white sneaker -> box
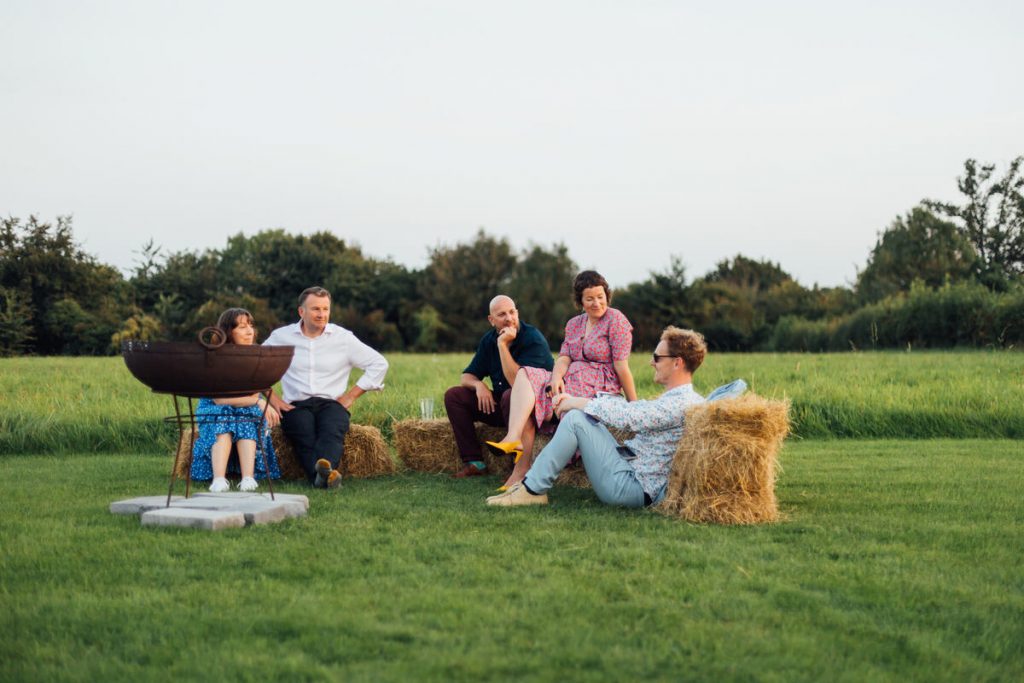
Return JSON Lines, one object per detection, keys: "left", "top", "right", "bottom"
{"left": 209, "top": 477, "right": 230, "bottom": 493}
{"left": 238, "top": 477, "right": 259, "bottom": 492}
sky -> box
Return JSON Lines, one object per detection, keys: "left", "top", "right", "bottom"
{"left": 2, "top": 0, "right": 1022, "bottom": 290}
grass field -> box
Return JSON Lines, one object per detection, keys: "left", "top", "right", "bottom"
{"left": 2, "top": 350, "right": 1022, "bottom": 454}
{"left": 1, "top": 441, "right": 1021, "bottom": 681}
{"left": 1, "top": 352, "right": 1022, "bottom": 681}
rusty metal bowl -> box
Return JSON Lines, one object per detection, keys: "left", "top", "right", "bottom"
{"left": 122, "top": 328, "right": 294, "bottom": 397}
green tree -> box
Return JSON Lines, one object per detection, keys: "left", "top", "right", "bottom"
{"left": 856, "top": 207, "right": 977, "bottom": 303}
{"left": 420, "top": 230, "right": 515, "bottom": 350}
{"left": 507, "top": 242, "right": 578, "bottom": 345}
{"left": 925, "top": 156, "right": 1024, "bottom": 288}
{"left": 0, "top": 286, "right": 33, "bottom": 356}
{"left": 616, "top": 257, "right": 696, "bottom": 349}
{"left": 1, "top": 215, "right": 127, "bottom": 354}
{"left": 704, "top": 254, "right": 790, "bottom": 292}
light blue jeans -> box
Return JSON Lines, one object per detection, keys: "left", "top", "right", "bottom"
{"left": 523, "top": 410, "right": 649, "bottom": 508}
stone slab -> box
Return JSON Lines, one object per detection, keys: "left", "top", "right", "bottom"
{"left": 110, "top": 496, "right": 184, "bottom": 515}
{"left": 141, "top": 507, "right": 246, "bottom": 531}
{"left": 171, "top": 497, "right": 295, "bottom": 525}
{"left": 112, "top": 491, "right": 308, "bottom": 530}
{"left": 192, "top": 493, "right": 307, "bottom": 509}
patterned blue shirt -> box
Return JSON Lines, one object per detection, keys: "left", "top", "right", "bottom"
{"left": 583, "top": 384, "right": 705, "bottom": 497}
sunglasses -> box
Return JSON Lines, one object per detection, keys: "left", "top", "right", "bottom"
{"left": 651, "top": 353, "right": 679, "bottom": 363}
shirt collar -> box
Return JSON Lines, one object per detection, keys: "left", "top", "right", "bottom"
{"left": 293, "top": 321, "right": 334, "bottom": 338}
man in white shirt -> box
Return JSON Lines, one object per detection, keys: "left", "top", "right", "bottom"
{"left": 265, "top": 286, "right": 389, "bottom": 488}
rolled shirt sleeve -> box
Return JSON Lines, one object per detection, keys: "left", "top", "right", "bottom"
{"left": 349, "top": 335, "right": 389, "bottom": 391}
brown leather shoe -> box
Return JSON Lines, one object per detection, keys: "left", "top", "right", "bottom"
{"left": 452, "top": 463, "right": 487, "bottom": 478}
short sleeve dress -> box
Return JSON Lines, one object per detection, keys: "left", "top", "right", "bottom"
{"left": 189, "top": 398, "right": 281, "bottom": 481}
{"left": 521, "top": 307, "right": 633, "bottom": 427}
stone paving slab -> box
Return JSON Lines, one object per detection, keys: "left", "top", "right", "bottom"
{"left": 141, "top": 507, "right": 246, "bottom": 531}
{"left": 193, "top": 491, "right": 310, "bottom": 511}
{"left": 110, "top": 495, "right": 185, "bottom": 515}
{"left": 112, "top": 491, "right": 308, "bottom": 530}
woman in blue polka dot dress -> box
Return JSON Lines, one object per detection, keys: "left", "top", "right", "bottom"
{"left": 190, "top": 308, "right": 282, "bottom": 492}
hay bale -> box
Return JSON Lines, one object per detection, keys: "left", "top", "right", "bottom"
{"left": 555, "top": 462, "right": 590, "bottom": 489}
{"left": 173, "top": 424, "right": 394, "bottom": 481}
{"left": 475, "top": 423, "right": 514, "bottom": 476}
{"left": 171, "top": 427, "right": 199, "bottom": 479}
{"left": 393, "top": 417, "right": 614, "bottom": 487}
{"left": 340, "top": 425, "right": 395, "bottom": 478}
{"left": 657, "top": 394, "right": 789, "bottom": 525}
{"left": 269, "top": 428, "right": 306, "bottom": 480}
{"left": 394, "top": 419, "right": 461, "bottom": 473}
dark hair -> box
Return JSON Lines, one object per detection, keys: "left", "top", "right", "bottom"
{"left": 216, "top": 308, "right": 255, "bottom": 344}
{"left": 661, "top": 326, "right": 707, "bottom": 373}
{"left": 573, "top": 270, "right": 612, "bottom": 307}
{"left": 298, "top": 286, "right": 332, "bottom": 307}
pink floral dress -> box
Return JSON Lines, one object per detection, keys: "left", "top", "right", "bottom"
{"left": 522, "top": 307, "right": 633, "bottom": 428}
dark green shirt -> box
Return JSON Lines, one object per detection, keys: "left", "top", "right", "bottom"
{"left": 463, "top": 322, "right": 554, "bottom": 400}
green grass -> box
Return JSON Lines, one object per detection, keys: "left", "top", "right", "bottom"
{"left": 2, "top": 350, "right": 1022, "bottom": 455}
{"left": 1, "top": 440, "right": 1021, "bottom": 682}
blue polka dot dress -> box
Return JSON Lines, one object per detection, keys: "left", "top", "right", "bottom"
{"left": 190, "top": 398, "right": 281, "bottom": 481}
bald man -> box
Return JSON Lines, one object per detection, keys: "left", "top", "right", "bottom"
{"left": 444, "top": 295, "right": 554, "bottom": 478}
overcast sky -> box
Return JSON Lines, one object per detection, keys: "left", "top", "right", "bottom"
{"left": 3, "top": 0, "right": 1022, "bottom": 289}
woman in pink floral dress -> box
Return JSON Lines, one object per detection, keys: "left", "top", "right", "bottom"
{"left": 487, "top": 271, "right": 638, "bottom": 488}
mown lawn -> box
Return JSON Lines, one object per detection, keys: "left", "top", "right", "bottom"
{"left": 1, "top": 440, "right": 1021, "bottom": 682}
{"left": 2, "top": 352, "right": 1022, "bottom": 681}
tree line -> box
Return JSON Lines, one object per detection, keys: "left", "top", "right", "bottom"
{"left": 2, "top": 156, "right": 1022, "bottom": 356}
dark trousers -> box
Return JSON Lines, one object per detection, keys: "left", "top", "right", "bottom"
{"left": 443, "top": 386, "right": 512, "bottom": 462}
{"left": 281, "top": 397, "right": 350, "bottom": 483}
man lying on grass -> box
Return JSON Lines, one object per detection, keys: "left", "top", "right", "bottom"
{"left": 487, "top": 326, "right": 709, "bottom": 508}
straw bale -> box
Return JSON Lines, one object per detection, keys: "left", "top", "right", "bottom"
{"left": 269, "top": 428, "right": 306, "bottom": 480}
{"left": 171, "top": 427, "right": 199, "bottom": 479}
{"left": 475, "top": 424, "right": 514, "bottom": 476}
{"left": 555, "top": 462, "right": 591, "bottom": 489}
{"left": 657, "top": 394, "right": 789, "bottom": 525}
{"left": 392, "top": 417, "right": 618, "bottom": 487}
{"left": 172, "top": 424, "right": 394, "bottom": 481}
{"left": 339, "top": 425, "right": 395, "bottom": 478}
{"left": 393, "top": 419, "right": 461, "bottom": 473}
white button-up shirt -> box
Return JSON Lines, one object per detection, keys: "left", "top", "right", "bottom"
{"left": 263, "top": 322, "right": 388, "bottom": 404}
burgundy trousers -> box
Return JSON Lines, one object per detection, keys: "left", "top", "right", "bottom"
{"left": 443, "top": 386, "right": 513, "bottom": 462}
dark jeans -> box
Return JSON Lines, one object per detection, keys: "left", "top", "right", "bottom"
{"left": 443, "top": 386, "right": 512, "bottom": 462}
{"left": 281, "top": 397, "right": 350, "bottom": 483}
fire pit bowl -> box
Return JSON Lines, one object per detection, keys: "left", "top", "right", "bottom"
{"left": 122, "top": 330, "right": 294, "bottom": 397}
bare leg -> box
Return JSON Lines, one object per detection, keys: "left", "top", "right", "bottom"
{"left": 498, "top": 369, "right": 538, "bottom": 443}
{"left": 211, "top": 433, "right": 233, "bottom": 479}
{"left": 236, "top": 439, "right": 256, "bottom": 479}
{"left": 503, "top": 418, "right": 537, "bottom": 488}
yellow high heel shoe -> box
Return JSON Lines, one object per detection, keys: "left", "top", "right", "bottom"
{"left": 484, "top": 440, "right": 522, "bottom": 459}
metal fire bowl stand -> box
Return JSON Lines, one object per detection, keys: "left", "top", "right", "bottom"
{"left": 164, "top": 389, "right": 278, "bottom": 507}
{"left": 121, "top": 329, "right": 295, "bottom": 507}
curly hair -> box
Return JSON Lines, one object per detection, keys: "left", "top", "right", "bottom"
{"left": 572, "top": 270, "right": 612, "bottom": 307}
{"left": 216, "top": 308, "right": 255, "bottom": 344}
{"left": 661, "top": 326, "right": 707, "bottom": 373}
